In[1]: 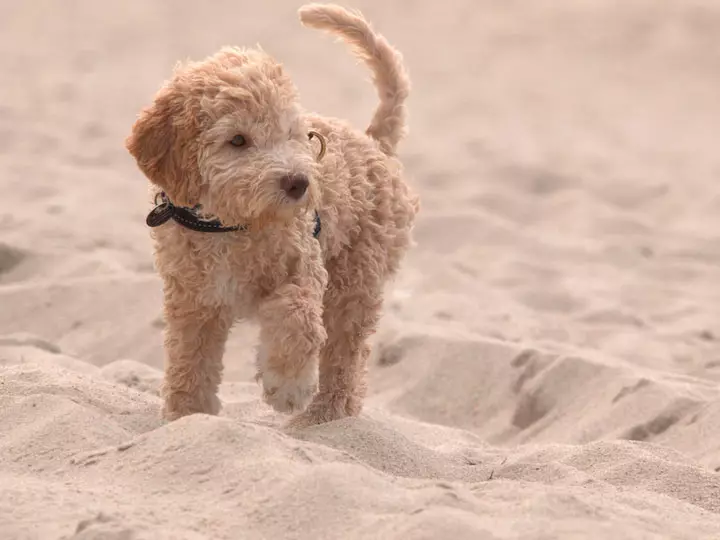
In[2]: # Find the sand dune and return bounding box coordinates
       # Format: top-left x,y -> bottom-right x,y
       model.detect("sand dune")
2,0 -> 720,538
2,342 -> 720,539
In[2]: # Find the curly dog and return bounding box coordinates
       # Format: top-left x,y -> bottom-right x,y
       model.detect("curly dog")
125,3 -> 419,427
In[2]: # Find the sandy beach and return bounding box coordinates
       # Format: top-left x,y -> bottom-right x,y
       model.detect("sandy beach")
1,1 -> 720,538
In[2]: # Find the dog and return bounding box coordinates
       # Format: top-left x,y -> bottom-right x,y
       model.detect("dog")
125,3 -> 419,427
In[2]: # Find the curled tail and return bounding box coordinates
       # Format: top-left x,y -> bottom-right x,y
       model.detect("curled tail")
299,3 -> 410,155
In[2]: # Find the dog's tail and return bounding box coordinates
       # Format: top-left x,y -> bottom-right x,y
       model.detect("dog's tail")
299,3 -> 410,155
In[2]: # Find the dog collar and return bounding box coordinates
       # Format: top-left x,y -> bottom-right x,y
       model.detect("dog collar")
146,192 -> 321,238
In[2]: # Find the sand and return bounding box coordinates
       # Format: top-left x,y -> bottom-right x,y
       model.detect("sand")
1,0 -> 720,538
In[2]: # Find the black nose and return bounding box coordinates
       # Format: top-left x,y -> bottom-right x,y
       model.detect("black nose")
280,174 -> 309,200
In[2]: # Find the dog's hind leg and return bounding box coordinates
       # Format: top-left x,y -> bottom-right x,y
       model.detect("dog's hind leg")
161,302 -> 232,421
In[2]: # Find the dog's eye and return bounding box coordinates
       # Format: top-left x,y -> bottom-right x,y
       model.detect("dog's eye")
229,134 -> 247,147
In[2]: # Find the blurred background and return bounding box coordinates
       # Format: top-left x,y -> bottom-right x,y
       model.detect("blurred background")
1,0 -> 719,396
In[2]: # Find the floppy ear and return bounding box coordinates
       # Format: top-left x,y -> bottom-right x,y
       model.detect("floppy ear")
125,86 -> 201,207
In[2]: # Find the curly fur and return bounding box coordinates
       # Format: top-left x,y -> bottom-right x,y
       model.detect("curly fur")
125,3 -> 419,426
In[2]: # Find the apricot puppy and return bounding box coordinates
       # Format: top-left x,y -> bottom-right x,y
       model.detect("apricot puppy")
126,3 -> 419,426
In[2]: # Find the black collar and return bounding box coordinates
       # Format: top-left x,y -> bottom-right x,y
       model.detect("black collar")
146,192 -> 321,238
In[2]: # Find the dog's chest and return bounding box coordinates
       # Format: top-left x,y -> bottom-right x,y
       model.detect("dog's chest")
190,237 -> 250,311
196,235 -> 293,315
206,255 -> 239,305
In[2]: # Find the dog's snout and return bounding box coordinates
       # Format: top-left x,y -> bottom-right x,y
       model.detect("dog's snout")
280,174 -> 309,200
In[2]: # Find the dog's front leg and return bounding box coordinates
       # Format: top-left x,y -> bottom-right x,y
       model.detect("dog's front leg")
161,298 -> 233,421
256,278 -> 327,414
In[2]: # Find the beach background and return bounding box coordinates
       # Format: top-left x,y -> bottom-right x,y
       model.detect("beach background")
1,0 -> 720,538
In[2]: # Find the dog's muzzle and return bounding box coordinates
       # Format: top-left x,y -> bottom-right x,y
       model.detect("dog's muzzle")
280,173 -> 309,200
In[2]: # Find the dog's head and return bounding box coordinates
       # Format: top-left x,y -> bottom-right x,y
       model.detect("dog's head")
126,47 -> 321,227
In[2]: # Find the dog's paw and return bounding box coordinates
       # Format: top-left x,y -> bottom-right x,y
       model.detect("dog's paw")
285,392 -> 361,429
162,390 -> 221,421
260,366 -> 318,414
285,407 -> 338,430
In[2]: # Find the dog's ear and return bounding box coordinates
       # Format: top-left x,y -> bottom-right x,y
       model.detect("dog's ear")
125,86 -> 201,207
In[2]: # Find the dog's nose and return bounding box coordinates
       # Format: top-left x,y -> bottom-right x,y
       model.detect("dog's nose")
280,173 -> 309,200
